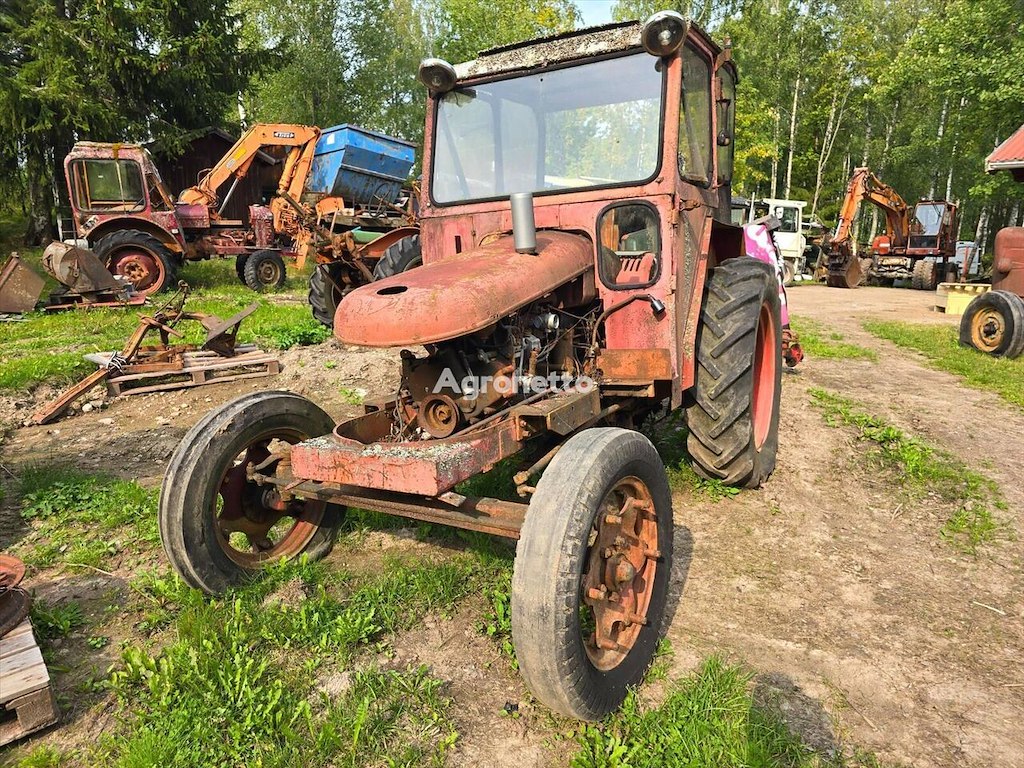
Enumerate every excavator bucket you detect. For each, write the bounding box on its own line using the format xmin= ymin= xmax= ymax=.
xmin=825 ymin=245 xmax=864 ymax=289
xmin=43 ymin=242 xmax=123 ymax=294
xmin=0 ymin=254 xmax=45 ymax=313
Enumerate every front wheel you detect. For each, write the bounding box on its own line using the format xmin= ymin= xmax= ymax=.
xmin=512 ymin=428 xmax=672 ymax=720
xmin=243 ymin=250 xmax=287 ymax=292
xmin=159 ymin=391 xmax=341 ymax=594
xmin=685 ymin=257 xmax=782 ymax=488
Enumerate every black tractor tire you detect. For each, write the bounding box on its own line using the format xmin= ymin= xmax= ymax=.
xmin=685 ymin=257 xmax=783 ymax=488
xmin=235 ymin=254 xmax=249 ymax=284
xmin=511 ymin=428 xmax=673 ymax=720
xmin=373 ymin=234 xmax=422 ymax=280
xmin=958 ymin=290 xmax=1024 ymax=359
xmin=243 ymin=249 xmax=287 ymax=292
xmin=93 ymin=229 xmax=177 ymax=295
xmin=308 ymin=263 xmax=346 ymax=328
xmin=911 ymin=259 xmax=937 ymax=291
xmin=159 ymin=391 xmax=341 ymax=595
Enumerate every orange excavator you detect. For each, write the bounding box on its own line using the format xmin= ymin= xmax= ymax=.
xmin=825 ymin=167 xmax=958 ymax=290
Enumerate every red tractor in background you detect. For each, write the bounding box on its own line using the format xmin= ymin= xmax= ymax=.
xmin=62 ymin=124 xmax=417 ymax=297
xmin=959 ymin=126 xmax=1024 ymax=357
xmin=158 ymin=14 xmax=785 ymax=719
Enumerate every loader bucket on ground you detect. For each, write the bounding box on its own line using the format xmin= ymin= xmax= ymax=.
xmin=0 ymin=255 xmax=45 ymax=313
xmin=43 ymin=242 xmax=123 ymax=295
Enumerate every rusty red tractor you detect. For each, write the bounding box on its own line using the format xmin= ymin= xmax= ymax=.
xmin=159 ymin=15 xmax=783 ymax=719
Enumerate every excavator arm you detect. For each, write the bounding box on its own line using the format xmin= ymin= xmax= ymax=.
xmin=177 ymin=124 xmax=322 ymax=217
xmin=826 ymin=167 xmax=910 ymax=288
xmin=831 ymin=167 xmax=910 ymax=249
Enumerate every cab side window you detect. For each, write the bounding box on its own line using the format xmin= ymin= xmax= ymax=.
xmin=597 ymin=203 xmax=661 ymax=289
xmin=679 ymin=44 xmax=712 ymax=185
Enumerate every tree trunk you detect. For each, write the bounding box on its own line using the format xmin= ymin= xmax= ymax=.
xmin=24 ymin=148 xmax=55 ymax=246
xmin=810 ymin=80 xmax=849 ymax=216
xmin=784 ymin=73 xmax=800 ymax=200
xmin=770 ymin=108 xmax=780 ymax=199
xmin=928 ymin=98 xmax=948 ymax=199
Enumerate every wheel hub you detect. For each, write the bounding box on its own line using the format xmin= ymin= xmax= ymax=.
xmin=973 ymin=309 xmax=1005 ymax=352
xmin=258 ymin=260 xmax=282 ymax=285
xmin=581 ymin=477 xmax=659 ymax=670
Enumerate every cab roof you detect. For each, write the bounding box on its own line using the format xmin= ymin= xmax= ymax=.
xmin=452 ymin=18 xmax=722 ymax=80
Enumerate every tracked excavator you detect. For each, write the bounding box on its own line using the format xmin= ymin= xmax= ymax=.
xmin=825 ymin=167 xmax=958 ymax=290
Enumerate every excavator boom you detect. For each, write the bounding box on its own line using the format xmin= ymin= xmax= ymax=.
xmin=177 ymin=123 xmax=322 ymax=215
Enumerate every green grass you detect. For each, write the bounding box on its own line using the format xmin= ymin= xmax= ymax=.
xmin=12 ymin=468 xmax=160 ymax=569
xmin=30 ymin=598 xmax=86 ymax=642
xmin=0 ymin=258 xmax=326 ymax=392
xmin=571 ymin=657 xmax=815 ymax=767
xmin=790 ymin=317 xmax=878 ymax=362
xmin=809 ymin=389 xmax=1011 ymax=553
xmin=864 ymin=320 xmax=1024 ymax=409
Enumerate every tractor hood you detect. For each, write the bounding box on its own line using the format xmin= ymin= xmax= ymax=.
xmin=334 ymin=231 xmax=593 ymax=347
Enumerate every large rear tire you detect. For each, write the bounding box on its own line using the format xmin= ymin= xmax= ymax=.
xmin=512 ymin=428 xmax=672 ymax=720
xmin=159 ymin=391 xmax=341 ymax=594
xmin=911 ymin=259 xmax=937 ymax=291
xmin=959 ymin=290 xmax=1024 ymax=359
xmin=373 ymin=234 xmax=422 ymax=280
xmin=685 ymin=257 xmax=782 ymax=488
xmin=94 ymin=229 xmax=177 ymax=295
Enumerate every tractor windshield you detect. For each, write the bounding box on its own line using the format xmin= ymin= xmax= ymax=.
xmin=431 ymin=52 xmax=664 ymax=205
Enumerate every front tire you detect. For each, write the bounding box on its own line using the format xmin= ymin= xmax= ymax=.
xmin=911 ymin=259 xmax=937 ymax=291
xmin=686 ymin=257 xmax=782 ymax=488
xmin=243 ymin=250 xmax=287 ymax=292
xmin=159 ymin=391 xmax=341 ymax=594
xmin=959 ymin=290 xmax=1024 ymax=358
xmin=512 ymin=428 xmax=672 ymax=720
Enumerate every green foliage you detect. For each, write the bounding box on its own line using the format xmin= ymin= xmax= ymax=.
xmin=30 ymin=599 xmax=86 ymax=642
xmin=95 ymin=557 xmax=469 ymax=766
xmin=477 ymin=567 xmax=517 ymax=666
xmin=808 ymin=389 xmax=1011 ymax=553
xmin=9 ymin=746 xmax=66 ymax=768
xmin=570 ymin=657 xmax=813 ymax=768
xmin=790 ymin=317 xmax=879 ymax=362
xmin=864 ymin=320 xmax=1024 ymax=410
xmin=15 ymin=469 xmax=159 ymax=569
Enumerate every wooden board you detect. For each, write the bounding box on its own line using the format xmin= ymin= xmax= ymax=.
xmin=0 ymin=620 xmax=58 ymax=746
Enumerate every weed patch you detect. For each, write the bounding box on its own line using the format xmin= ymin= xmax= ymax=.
xmin=30 ymin=599 xmax=85 ymax=642
xmin=571 ymin=657 xmax=815 ymax=767
xmin=864 ymin=320 xmax=1024 ymax=409
xmin=809 ymin=389 xmax=1010 ymax=553
xmin=790 ymin=317 xmax=878 ymax=362
xmin=15 ymin=469 xmax=159 ymax=569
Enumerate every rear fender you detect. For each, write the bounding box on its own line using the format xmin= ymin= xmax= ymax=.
xmin=86 ymin=217 xmax=185 ymax=255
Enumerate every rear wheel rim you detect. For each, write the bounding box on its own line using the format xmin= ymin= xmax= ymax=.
xmin=971 ymin=308 xmax=1005 ymax=352
xmin=580 ymin=476 xmax=659 ymax=671
xmin=751 ymin=302 xmax=777 ymax=448
xmin=110 ymin=249 xmax=165 ymax=294
xmin=213 ymin=428 xmax=324 ymax=568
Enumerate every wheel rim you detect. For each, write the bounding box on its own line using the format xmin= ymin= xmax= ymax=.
xmin=580 ymin=477 xmax=659 ymax=671
xmin=109 ymin=248 xmax=165 ymax=294
xmin=213 ymin=428 xmax=324 ymax=568
xmin=971 ymin=308 xmax=1006 ymax=352
xmin=751 ymin=302 xmax=777 ymax=449
xmin=257 ymin=258 xmax=283 ymax=286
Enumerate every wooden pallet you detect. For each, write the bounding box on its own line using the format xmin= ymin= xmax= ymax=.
xmin=85 ymin=344 xmax=281 ymax=396
xmin=0 ymin=620 xmax=58 ymax=746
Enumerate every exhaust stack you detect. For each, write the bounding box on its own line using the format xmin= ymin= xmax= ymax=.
xmin=511 ymin=192 xmax=537 ymax=254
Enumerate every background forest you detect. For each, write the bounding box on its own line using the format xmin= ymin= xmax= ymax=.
xmin=2 ymin=0 xmax=1023 ymax=254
